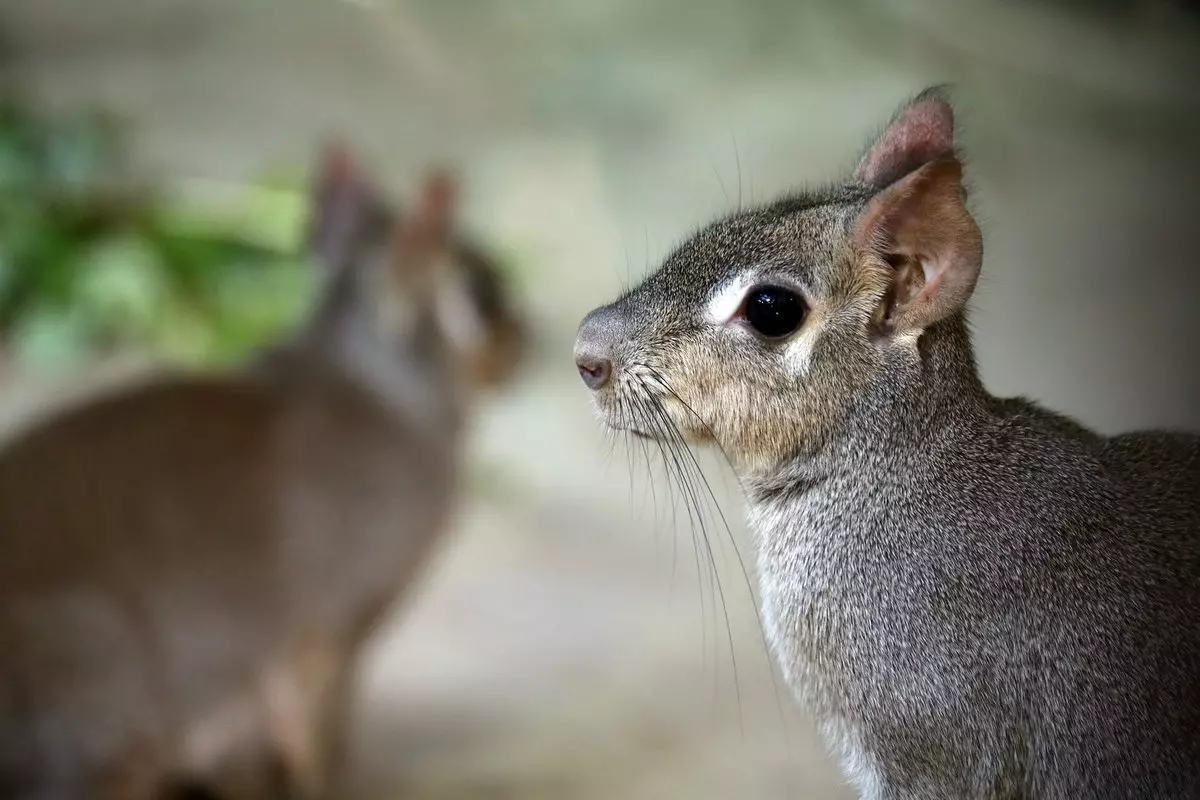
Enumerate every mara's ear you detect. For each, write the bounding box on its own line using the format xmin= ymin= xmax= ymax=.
xmin=391 ymin=167 xmax=458 ymax=281
xmin=855 ymin=85 xmax=956 ymax=189
xmin=305 ymin=140 xmax=383 ymax=272
xmin=854 ymin=155 xmax=982 ymax=335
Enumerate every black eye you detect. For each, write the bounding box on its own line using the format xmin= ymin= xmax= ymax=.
xmin=742 ymin=285 xmax=806 ymax=339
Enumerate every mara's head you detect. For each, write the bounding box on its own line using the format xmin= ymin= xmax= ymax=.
xmin=573 ymin=87 xmax=983 ymax=476
xmin=305 ymin=143 xmax=525 ymax=395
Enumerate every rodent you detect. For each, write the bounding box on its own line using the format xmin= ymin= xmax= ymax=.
xmin=0 ymin=143 xmax=525 ymax=800
xmin=573 ymin=86 xmax=1200 ymax=799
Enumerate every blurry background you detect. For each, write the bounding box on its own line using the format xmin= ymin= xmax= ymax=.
xmin=0 ymin=1 xmax=1198 ymax=797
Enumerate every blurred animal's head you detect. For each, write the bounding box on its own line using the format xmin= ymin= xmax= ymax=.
xmin=305 ymin=144 xmax=526 ymax=396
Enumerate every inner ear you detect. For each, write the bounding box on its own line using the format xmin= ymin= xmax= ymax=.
xmin=876 ymin=253 xmax=927 ymax=334
xmin=391 ymin=168 xmax=460 ymax=281
xmin=856 ymin=156 xmax=983 ymax=336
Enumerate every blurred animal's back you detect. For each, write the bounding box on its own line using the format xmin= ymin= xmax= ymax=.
xmin=0 ymin=147 xmax=524 ymax=799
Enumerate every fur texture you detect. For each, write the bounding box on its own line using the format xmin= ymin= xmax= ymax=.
xmin=575 ymin=87 xmax=1200 ymax=799
xmin=0 ymin=147 xmax=525 ymax=800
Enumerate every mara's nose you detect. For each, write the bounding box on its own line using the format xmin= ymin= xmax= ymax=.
xmin=574 ymin=305 xmax=623 ymax=391
xmin=576 ymin=353 xmax=611 ymax=390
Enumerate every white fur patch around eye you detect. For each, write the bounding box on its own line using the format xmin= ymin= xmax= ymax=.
xmin=704 ymin=271 xmax=760 ymax=325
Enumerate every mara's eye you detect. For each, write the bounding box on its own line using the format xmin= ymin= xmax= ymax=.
xmin=742 ymin=285 xmax=806 ymax=339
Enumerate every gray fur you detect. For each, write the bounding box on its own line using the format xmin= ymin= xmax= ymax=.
xmin=0 ymin=151 xmax=524 ymax=800
xmin=576 ymin=88 xmax=1200 ymax=799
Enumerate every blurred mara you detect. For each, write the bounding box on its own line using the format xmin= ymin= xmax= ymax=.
xmin=0 ymin=145 xmax=525 ymax=800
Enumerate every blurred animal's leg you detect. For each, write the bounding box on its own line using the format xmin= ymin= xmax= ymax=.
xmin=260 ymin=642 xmax=348 ymax=800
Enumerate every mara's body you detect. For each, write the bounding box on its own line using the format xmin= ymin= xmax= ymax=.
xmin=0 ymin=365 xmax=455 ymax=799
xmin=750 ymin=321 xmax=1200 ymax=799
xmin=575 ymin=88 xmax=1200 ymax=799
xmin=0 ymin=148 xmax=524 ymax=800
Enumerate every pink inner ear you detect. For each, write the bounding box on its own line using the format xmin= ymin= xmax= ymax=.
xmin=415 ymin=169 xmax=457 ymax=234
xmin=856 ymin=93 xmax=955 ymax=188
xmin=392 ymin=169 xmax=459 ymax=264
xmin=854 ymin=156 xmax=983 ymax=331
xmin=855 ymin=157 xmax=964 ymax=252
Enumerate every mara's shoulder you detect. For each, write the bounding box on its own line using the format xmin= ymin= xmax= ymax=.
xmin=1102 ymin=428 xmax=1200 ymax=469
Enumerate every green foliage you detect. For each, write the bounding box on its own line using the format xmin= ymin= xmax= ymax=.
xmin=0 ymin=99 xmax=317 ymax=372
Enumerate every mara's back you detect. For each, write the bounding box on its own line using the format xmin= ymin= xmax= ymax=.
xmin=0 ymin=378 xmax=287 ymax=796
xmin=0 ymin=367 xmax=455 ymax=604
xmin=970 ymin=403 xmax=1200 ymax=795
xmin=0 ymin=378 xmax=283 ymax=596
xmin=0 ymin=147 xmax=525 ymax=799
xmin=0 ymin=369 xmax=456 ymax=798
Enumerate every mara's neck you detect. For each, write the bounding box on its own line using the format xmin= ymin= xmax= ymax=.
xmin=252 ymin=272 xmax=464 ymax=437
xmin=747 ymin=316 xmax=990 ymax=504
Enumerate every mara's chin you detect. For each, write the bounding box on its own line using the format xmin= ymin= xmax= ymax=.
xmin=594 ymin=416 xmax=657 ymax=441
xmin=591 ymin=398 xmax=704 ymax=444
xmin=598 ymin=417 xmax=705 ymax=446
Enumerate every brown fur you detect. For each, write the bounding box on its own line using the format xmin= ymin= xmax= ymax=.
xmin=0 ymin=147 xmax=525 ymax=799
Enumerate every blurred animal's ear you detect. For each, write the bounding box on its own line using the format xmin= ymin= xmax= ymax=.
xmin=854 ymin=155 xmax=982 ymax=335
xmin=457 ymin=246 xmax=529 ymax=389
xmin=855 ymin=86 xmax=956 ymax=189
xmin=305 ymin=140 xmax=384 ymax=272
xmin=391 ymin=168 xmax=458 ymax=283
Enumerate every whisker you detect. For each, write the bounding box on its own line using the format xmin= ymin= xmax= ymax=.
xmin=732 ymin=129 xmax=743 ymax=213
xmin=638 ymin=389 xmax=711 ymax=682
xmin=638 ymin=365 xmax=794 ymax=745
xmin=644 ymin=366 xmax=742 ymax=484
xmin=635 ymin=396 xmax=683 ymax=595
xmin=643 ymin=226 xmax=652 ymax=284
xmin=621 ymin=244 xmax=632 ymax=294
xmin=599 ymin=400 xmax=622 ymax=474
xmin=628 ymin=393 xmax=665 ymax=546
xmin=643 ymin=367 xmax=747 ymax=597
xmin=620 ymin=395 xmax=642 ymax=519
xmin=643 ymin=366 xmax=760 ymax=596
xmin=713 ymin=162 xmax=730 ymax=206
xmin=645 ymin=394 xmax=743 ymax=734
xmin=638 ymin=388 xmax=729 ymax=734
xmin=648 ymin=377 xmax=742 ymax=563
xmin=631 ymin=387 xmax=707 ymax=677
xmin=622 ymin=390 xmax=679 ymax=593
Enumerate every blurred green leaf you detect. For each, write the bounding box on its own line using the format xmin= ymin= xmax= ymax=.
xmin=73 ymin=234 xmax=168 ymax=335
xmin=150 ymin=296 xmax=216 ymax=367
xmin=157 ymin=181 xmax=308 ymax=254
xmin=0 ymin=98 xmax=318 ymax=371
xmin=8 ymin=303 xmax=95 ymax=369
